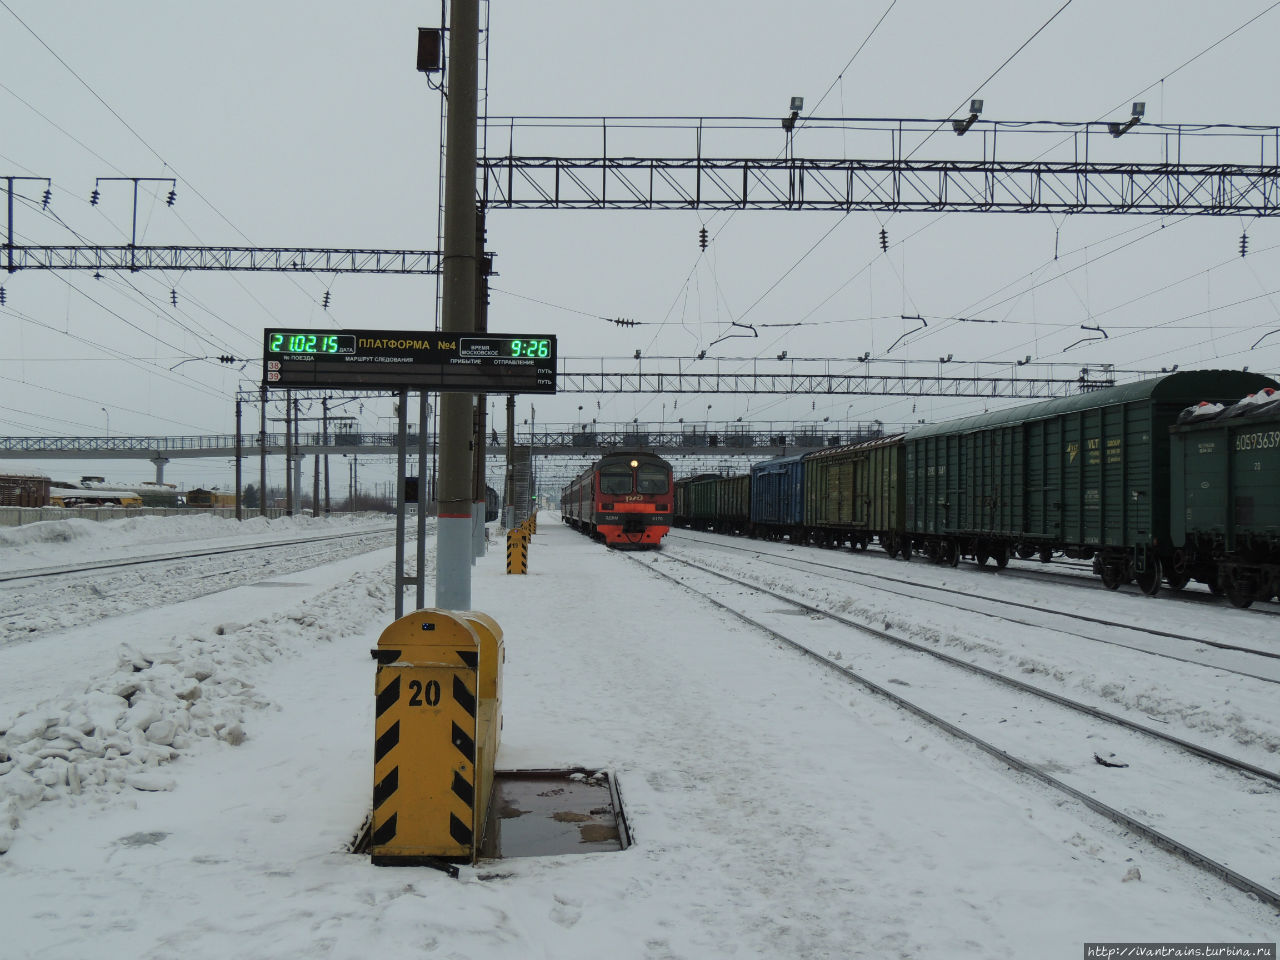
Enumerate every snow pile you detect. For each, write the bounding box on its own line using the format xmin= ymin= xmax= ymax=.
xmin=0 ymin=564 xmax=394 ymax=853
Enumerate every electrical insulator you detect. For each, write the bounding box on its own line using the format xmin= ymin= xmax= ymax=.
xmin=322 ymin=290 xmax=331 ymax=309
xmin=1240 ymin=232 xmax=1249 ymax=258
xmin=41 ymin=188 xmax=52 ymax=209
xmin=0 ymin=286 xmax=6 ymax=306
xmin=879 ymin=227 xmax=888 ymax=251
xmin=217 ymin=355 xmax=236 ymax=364
xmin=170 ymin=289 xmax=178 ymax=306
xmin=698 ymin=226 xmax=708 ymax=250
xmin=166 ymin=188 xmax=177 ymax=206
xmin=90 ymin=188 xmax=100 ymax=206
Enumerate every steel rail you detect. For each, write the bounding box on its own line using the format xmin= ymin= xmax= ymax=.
xmin=0 ymin=527 xmax=395 ymax=584
xmin=669 ymin=530 xmax=1280 ymax=662
xmin=631 ymin=551 xmax=1280 ymax=910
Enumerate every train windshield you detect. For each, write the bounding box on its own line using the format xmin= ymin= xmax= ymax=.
xmin=637 ymin=464 xmax=669 ymax=494
xmin=600 ymin=464 xmax=634 ymax=494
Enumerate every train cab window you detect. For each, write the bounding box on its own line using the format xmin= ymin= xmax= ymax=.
xmin=600 ymin=465 xmax=634 ymax=494
xmin=637 ymin=464 xmax=669 ymax=494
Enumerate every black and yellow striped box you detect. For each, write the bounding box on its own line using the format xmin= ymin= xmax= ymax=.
xmin=460 ymin=611 xmax=503 ymax=838
xmin=506 ymin=529 xmax=529 ymax=574
xmin=371 ymin=610 xmax=484 ymax=866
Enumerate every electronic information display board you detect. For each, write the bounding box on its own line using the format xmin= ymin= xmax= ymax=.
xmin=262 ymin=329 xmax=556 ymax=394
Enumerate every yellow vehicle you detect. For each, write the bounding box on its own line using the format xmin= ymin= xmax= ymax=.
xmin=48 ymin=487 xmax=144 ymax=507
xmin=185 ymin=488 xmax=236 ymax=508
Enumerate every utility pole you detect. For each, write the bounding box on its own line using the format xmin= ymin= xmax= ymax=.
xmin=503 ymin=394 xmax=515 ymax=527
xmin=235 ymin=397 xmax=243 ymax=521
xmin=259 ymin=387 xmax=267 ymax=517
xmin=322 ymin=397 xmax=331 ymax=514
xmin=436 ymin=0 xmax=480 ymax=610
xmin=472 ymin=209 xmax=489 ymax=559
xmin=285 ymin=390 xmax=294 ymax=516
xmin=292 ymin=396 xmax=303 ymax=514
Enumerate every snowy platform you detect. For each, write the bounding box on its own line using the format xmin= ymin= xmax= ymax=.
xmin=1 ymin=513 xmax=1276 ymax=958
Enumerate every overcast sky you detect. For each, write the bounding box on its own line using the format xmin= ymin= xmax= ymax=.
xmin=3 ymin=0 xmax=1280 ymax=491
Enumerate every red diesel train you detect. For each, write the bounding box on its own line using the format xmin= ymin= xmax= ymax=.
xmin=560 ymin=451 xmax=674 ymax=548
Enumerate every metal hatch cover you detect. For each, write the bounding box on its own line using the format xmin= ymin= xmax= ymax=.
xmin=478 ymin=768 xmax=631 ymax=860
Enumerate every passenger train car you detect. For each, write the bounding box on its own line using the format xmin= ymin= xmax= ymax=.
xmin=672 ymin=370 xmax=1280 ymax=607
xmin=560 ymin=451 xmax=674 ymax=548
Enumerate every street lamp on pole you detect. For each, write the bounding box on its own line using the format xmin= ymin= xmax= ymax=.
xmin=101 ymin=407 xmax=109 ymax=438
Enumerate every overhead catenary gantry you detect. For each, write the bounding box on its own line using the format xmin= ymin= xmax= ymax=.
xmin=3 ymin=244 xmax=443 ymax=274
xmin=478 ymin=116 xmax=1280 ymax=215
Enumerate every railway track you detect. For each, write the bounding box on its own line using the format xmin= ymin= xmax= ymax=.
xmin=672 ymin=527 xmax=1280 ymax=615
xmin=668 ymin=530 xmax=1280 ymax=677
xmin=0 ymin=526 xmax=398 ymax=642
xmin=0 ymin=526 xmax=397 ymax=583
xmin=630 ymin=547 xmax=1280 ymax=910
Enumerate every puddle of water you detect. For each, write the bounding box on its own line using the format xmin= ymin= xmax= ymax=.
xmin=478 ymin=769 xmax=629 ymax=860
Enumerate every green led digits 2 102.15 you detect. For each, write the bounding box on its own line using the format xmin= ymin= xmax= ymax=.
xmin=508 ymin=338 xmax=550 ymax=358
xmin=268 ymin=333 xmax=356 ymax=355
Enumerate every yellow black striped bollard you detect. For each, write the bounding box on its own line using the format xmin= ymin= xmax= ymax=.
xmin=506 ymin=528 xmax=529 ymax=574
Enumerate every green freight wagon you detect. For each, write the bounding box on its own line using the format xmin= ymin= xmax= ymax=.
xmin=673 ymin=475 xmax=695 ymax=527
xmin=1170 ymin=391 xmax=1280 ymax=607
xmin=711 ymin=473 xmax=751 ymax=534
xmin=904 ymin=370 xmax=1277 ymax=592
xmin=688 ymin=474 xmax=720 ymax=530
xmin=801 ymin=437 xmax=905 ymax=552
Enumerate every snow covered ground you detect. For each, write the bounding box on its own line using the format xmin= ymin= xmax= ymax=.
xmin=0 ymin=512 xmax=1276 ymax=959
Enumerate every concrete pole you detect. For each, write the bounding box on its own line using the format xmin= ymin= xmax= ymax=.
xmin=322 ymin=397 xmax=331 ymax=515
xmin=235 ymin=398 xmax=243 ymax=521
xmin=395 ymin=391 xmax=408 ymax=619
xmin=416 ymin=392 xmax=429 ymax=610
xmin=259 ymin=388 xmax=268 ymax=517
xmin=285 ymin=390 xmax=294 ymax=516
xmin=436 ymin=0 xmax=480 ymax=611
xmin=503 ymin=394 xmax=515 ymax=528
xmin=293 ymin=397 xmax=303 ymax=514
xmin=472 ymin=210 xmax=489 ymax=560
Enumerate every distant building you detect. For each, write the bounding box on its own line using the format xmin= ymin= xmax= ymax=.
xmin=0 ymin=473 xmax=52 ymax=507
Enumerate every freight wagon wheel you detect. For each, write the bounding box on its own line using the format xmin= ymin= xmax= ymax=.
xmin=1099 ymin=562 xmax=1124 ymax=591
xmin=1225 ymin=574 xmax=1256 ymax=609
xmin=1165 ymin=568 xmax=1191 ymax=592
xmin=975 ymin=549 xmax=990 ymax=567
xmin=1135 ymin=559 xmax=1162 ymax=597
xmin=1038 ymin=547 xmax=1053 ymax=563
xmin=1016 ymin=545 xmax=1036 ymax=560
xmin=992 ymin=545 xmax=1009 ymax=569
xmin=945 ymin=541 xmax=960 ymax=568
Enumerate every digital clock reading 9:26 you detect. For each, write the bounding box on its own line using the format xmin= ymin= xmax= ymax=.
xmin=508 ymin=338 xmax=550 ymax=358
xmin=268 ymin=333 xmax=356 ymax=355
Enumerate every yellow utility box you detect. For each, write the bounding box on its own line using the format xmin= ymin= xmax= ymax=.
xmin=371 ymin=609 xmax=485 ymax=866
xmin=506 ymin=528 xmax=529 ymax=574
xmin=460 ymin=611 xmax=503 ymax=838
